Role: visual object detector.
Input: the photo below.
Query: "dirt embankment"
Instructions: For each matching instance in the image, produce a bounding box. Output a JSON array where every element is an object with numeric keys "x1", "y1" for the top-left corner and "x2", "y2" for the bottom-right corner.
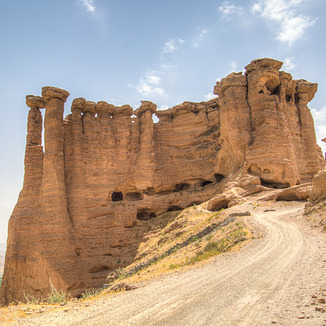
[{"x1": 3, "y1": 201, "x2": 326, "y2": 326}]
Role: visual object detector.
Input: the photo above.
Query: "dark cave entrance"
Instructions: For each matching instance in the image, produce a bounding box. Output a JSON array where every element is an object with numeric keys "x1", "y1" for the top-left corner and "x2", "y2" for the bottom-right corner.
[{"x1": 111, "y1": 192, "x2": 123, "y2": 201}]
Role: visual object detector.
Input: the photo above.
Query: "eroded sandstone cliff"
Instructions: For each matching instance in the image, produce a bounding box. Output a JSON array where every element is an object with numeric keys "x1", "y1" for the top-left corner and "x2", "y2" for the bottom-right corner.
[{"x1": 0, "y1": 58, "x2": 324, "y2": 305}]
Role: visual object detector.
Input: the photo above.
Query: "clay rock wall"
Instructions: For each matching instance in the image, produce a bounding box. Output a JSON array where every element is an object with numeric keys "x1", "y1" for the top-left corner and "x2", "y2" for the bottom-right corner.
[
  {"x1": 310, "y1": 169, "x2": 326, "y2": 203},
  {"x1": 0, "y1": 58, "x2": 324, "y2": 305}
]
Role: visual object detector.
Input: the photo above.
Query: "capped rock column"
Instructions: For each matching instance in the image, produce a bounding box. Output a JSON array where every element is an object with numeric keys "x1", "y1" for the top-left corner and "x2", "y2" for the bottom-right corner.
[
  {"x1": 213, "y1": 73, "x2": 251, "y2": 176},
  {"x1": 23, "y1": 95, "x2": 45, "y2": 197},
  {"x1": 244, "y1": 58, "x2": 299, "y2": 187},
  {"x1": 66, "y1": 98, "x2": 87, "y2": 223},
  {"x1": 0, "y1": 96, "x2": 45, "y2": 305},
  {"x1": 96, "y1": 101, "x2": 116, "y2": 184},
  {"x1": 39, "y1": 86, "x2": 81, "y2": 297},
  {"x1": 133, "y1": 101, "x2": 157, "y2": 189},
  {"x1": 112, "y1": 105, "x2": 133, "y2": 170},
  {"x1": 296, "y1": 80, "x2": 325, "y2": 181},
  {"x1": 41, "y1": 87, "x2": 70, "y2": 210}
]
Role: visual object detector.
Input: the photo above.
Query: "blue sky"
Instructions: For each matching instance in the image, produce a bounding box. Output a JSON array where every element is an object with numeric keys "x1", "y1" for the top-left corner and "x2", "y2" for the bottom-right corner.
[{"x1": 0, "y1": 0, "x2": 325, "y2": 243}]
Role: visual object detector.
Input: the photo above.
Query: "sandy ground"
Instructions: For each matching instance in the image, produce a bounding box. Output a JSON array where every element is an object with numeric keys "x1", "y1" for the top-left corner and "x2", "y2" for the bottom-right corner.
[{"x1": 7, "y1": 201, "x2": 326, "y2": 325}]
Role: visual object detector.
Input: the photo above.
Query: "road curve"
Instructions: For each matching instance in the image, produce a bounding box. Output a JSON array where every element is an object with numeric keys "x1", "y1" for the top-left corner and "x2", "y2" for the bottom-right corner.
[{"x1": 19, "y1": 202, "x2": 326, "y2": 326}]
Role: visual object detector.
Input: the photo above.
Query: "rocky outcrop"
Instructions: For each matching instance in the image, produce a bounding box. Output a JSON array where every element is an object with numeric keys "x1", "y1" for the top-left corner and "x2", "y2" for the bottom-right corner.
[
  {"x1": 0, "y1": 58, "x2": 324, "y2": 305},
  {"x1": 309, "y1": 169, "x2": 326, "y2": 203}
]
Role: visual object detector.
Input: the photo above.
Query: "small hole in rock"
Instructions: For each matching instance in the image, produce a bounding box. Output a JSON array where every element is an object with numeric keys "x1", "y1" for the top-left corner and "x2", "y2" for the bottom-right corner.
[
  {"x1": 214, "y1": 174, "x2": 225, "y2": 183},
  {"x1": 174, "y1": 183, "x2": 190, "y2": 192},
  {"x1": 201, "y1": 180, "x2": 213, "y2": 187},
  {"x1": 111, "y1": 192, "x2": 123, "y2": 201},
  {"x1": 168, "y1": 205, "x2": 183, "y2": 211}
]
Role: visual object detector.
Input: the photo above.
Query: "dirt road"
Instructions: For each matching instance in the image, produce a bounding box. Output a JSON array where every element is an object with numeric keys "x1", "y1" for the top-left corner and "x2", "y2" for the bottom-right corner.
[{"x1": 17, "y1": 202, "x2": 326, "y2": 325}]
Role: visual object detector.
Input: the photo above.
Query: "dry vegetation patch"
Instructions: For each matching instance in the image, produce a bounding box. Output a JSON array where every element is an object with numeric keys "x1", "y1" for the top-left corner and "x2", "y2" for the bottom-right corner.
[{"x1": 111, "y1": 204, "x2": 254, "y2": 284}]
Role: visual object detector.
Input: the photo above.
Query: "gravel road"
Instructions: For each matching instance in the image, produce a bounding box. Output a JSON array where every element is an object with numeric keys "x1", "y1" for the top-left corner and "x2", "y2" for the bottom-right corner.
[{"x1": 16, "y1": 202, "x2": 326, "y2": 326}]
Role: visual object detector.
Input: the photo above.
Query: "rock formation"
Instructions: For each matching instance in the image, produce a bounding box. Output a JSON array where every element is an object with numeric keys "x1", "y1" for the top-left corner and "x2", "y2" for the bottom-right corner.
[
  {"x1": 0, "y1": 58, "x2": 324, "y2": 305},
  {"x1": 309, "y1": 169, "x2": 326, "y2": 204}
]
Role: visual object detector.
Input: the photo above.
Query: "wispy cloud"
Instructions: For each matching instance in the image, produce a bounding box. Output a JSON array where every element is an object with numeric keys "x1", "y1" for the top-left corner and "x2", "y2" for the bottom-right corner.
[
  {"x1": 230, "y1": 61, "x2": 238, "y2": 71},
  {"x1": 163, "y1": 39, "x2": 185, "y2": 54},
  {"x1": 283, "y1": 56, "x2": 296, "y2": 70},
  {"x1": 218, "y1": 1, "x2": 243, "y2": 20},
  {"x1": 193, "y1": 29, "x2": 209, "y2": 47},
  {"x1": 79, "y1": 0, "x2": 96, "y2": 12},
  {"x1": 131, "y1": 71, "x2": 165, "y2": 97},
  {"x1": 252, "y1": 0, "x2": 316, "y2": 45}
]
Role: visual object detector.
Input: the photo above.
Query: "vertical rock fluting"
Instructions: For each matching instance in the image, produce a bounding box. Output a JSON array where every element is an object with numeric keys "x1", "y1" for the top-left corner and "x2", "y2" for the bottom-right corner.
[
  {"x1": 0, "y1": 87, "x2": 82, "y2": 305},
  {"x1": 213, "y1": 72, "x2": 251, "y2": 176},
  {"x1": 0, "y1": 96, "x2": 45, "y2": 305},
  {"x1": 296, "y1": 80, "x2": 325, "y2": 182},
  {"x1": 134, "y1": 101, "x2": 157, "y2": 189},
  {"x1": 40, "y1": 87, "x2": 81, "y2": 297},
  {"x1": 1, "y1": 58, "x2": 324, "y2": 305}
]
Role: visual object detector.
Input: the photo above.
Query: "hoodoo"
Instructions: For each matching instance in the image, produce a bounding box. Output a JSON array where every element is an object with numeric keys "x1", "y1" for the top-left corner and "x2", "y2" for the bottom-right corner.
[{"x1": 0, "y1": 58, "x2": 324, "y2": 305}]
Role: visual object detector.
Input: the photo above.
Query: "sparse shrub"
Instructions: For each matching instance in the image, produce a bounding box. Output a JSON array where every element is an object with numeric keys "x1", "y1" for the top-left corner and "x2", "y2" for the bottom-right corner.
[
  {"x1": 81, "y1": 288, "x2": 102, "y2": 300},
  {"x1": 24, "y1": 293, "x2": 41, "y2": 305},
  {"x1": 115, "y1": 267, "x2": 128, "y2": 280},
  {"x1": 169, "y1": 263, "x2": 180, "y2": 269},
  {"x1": 206, "y1": 235, "x2": 213, "y2": 241},
  {"x1": 44, "y1": 280, "x2": 71, "y2": 304}
]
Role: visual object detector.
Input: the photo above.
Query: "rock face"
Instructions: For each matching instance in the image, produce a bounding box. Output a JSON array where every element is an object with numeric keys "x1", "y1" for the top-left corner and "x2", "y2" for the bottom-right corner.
[
  {"x1": 0, "y1": 58, "x2": 324, "y2": 305},
  {"x1": 310, "y1": 169, "x2": 326, "y2": 203}
]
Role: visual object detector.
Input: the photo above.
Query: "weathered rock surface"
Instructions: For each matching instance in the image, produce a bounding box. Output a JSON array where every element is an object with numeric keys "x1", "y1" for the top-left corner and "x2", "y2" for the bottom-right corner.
[
  {"x1": 0, "y1": 58, "x2": 324, "y2": 305},
  {"x1": 309, "y1": 169, "x2": 326, "y2": 203}
]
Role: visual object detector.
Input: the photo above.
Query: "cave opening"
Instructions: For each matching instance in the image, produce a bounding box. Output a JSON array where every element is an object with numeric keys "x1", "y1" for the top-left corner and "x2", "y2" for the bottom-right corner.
[
  {"x1": 271, "y1": 85, "x2": 280, "y2": 96},
  {"x1": 144, "y1": 187, "x2": 155, "y2": 195},
  {"x1": 260, "y1": 178, "x2": 290, "y2": 189},
  {"x1": 168, "y1": 205, "x2": 183, "y2": 211},
  {"x1": 111, "y1": 192, "x2": 123, "y2": 201},
  {"x1": 214, "y1": 174, "x2": 225, "y2": 183},
  {"x1": 125, "y1": 192, "x2": 143, "y2": 201},
  {"x1": 201, "y1": 180, "x2": 213, "y2": 187},
  {"x1": 174, "y1": 183, "x2": 190, "y2": 192},
  {"x1": 137, "y1": 209, "x2": 156, "y2": 220}
]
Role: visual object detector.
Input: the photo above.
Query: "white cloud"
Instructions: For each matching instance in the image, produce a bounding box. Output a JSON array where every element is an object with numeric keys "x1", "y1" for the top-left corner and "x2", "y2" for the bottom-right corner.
[
  {"x1": 194, "y1": 29, "x2": 209, "y2": 47},
  {"x1": 218, "y1": 1, "x2": 243, "y2": 20},
  {"x1": 198, "y1": 29, "x2": 209, "y2": 41},
  {"x1": 230, "y1": 61, "x2": 238, "y2": 71},
  {"x1": 283, "y1": 56, "x2": 296, "y2": 70},
  {"x1": 163, "y1": 39, "x2": 185, "y2": 53},
  {"x1": 252, "y1": 0, "x2": 316, "y2": 45},
  {"x1": 160, "y1": 105, "x2": 169, "y2": 111},
  {"x1": 79, "y1": 0, "x2": 96, "y2": 12},
  {"x1": 205, "y1": 93, "x2": 216, "y2": 101},
  {"x1": 132, "y1": 71, "x2": 165, "y2": 97},
  {"x1": 160, "y1": 64, "x2": 177, "y2": 70}
]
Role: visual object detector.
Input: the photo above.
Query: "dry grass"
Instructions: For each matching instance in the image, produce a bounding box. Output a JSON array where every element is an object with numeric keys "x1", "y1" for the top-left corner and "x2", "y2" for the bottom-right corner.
[{"x1": 119, "y1": 205, "x2": 253, "y2": 284}]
